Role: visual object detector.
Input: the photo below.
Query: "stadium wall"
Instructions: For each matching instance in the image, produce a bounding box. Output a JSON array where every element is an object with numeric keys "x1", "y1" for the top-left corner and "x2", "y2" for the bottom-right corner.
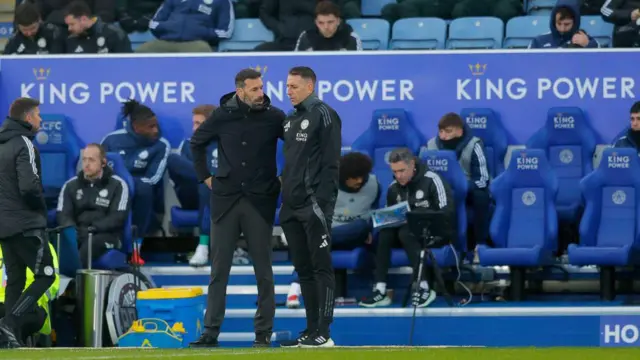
[{"x1": 0, "y1": 49, "x2": 637, "y2": 146}]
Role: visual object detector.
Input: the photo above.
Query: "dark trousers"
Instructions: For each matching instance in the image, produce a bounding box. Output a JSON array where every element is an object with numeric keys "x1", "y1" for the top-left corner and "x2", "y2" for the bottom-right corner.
[
  {"x1": 132, "y1": 178, "x2": 155, "y2": 237},
  {"x1": 0, "y1": 302, "x2": 46, "y2": 342},
  {"x1": 204, "y1": 197, "x2": 275, "y2": 338},
  {"x1": 281, "y1": 203, "x2": 336, "y2": 335},
  {"x1": 0, "y1": 230, "x2": 55, "y2": 333},
  {"x1": 78, "y1": 233, "x2": 120, "y2": 268},
  {"x1": 374, "y1": 225, "x2": 434, "y2": 287},
  {"x1": 467, "y1": 187, "x2": 492, "y2": 250},
  {"x1": 254, "y1": 40, "x2": 295, "y2": 51},
  {"x1": 167, "y1": 154, "x2": 211, "y2": 233},
  {"x1": 292, "y1": 219, "x2": 370, "y2": 282}
]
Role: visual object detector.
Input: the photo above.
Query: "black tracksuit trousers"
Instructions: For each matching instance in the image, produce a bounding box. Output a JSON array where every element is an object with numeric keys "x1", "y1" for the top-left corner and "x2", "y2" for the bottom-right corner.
[{"x1": 280, "y1": 202, "x2": 335, "y2": 336}]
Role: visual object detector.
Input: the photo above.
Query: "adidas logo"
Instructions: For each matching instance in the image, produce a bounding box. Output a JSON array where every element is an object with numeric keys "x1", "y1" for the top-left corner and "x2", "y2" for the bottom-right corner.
[
  {"x1": 319, "y1": 239, "x2": 328, "y2": 248},
  {"x1": 74, "y1": 45, "x2": 84, "y2": 53}
]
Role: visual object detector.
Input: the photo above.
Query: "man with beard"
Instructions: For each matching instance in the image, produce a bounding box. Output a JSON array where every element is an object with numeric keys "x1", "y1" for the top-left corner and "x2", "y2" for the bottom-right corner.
[
  {"x1": 3, "y1": 3, "x2": 65, "y2": 55},
  {"x1": 63, "y1": 0, "x2": 132, "y2": 54},
  {"x1": 426, "y1": 112, "x2": 491, "y2": 252},
  {"x1": 294, "y1": 1, "x2": 362, "y2": 51},
  {"x1": 613, "y1": 101, "x2": 640, "y2": 152},
  {"x1": 188, "y1": 68, "x2": 286, "y2": 348}
]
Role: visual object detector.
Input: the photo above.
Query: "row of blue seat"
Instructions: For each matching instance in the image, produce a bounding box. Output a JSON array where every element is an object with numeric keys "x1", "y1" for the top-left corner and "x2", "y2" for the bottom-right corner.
[{"x1": 215, "y1": 15, "x2": 614, "y2": 52}]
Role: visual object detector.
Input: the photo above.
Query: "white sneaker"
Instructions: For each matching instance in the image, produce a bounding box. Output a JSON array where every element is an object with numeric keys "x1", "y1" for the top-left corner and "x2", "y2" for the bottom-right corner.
[{"x1": 189, "y1": 244, "x2": 209, "y2": 266}]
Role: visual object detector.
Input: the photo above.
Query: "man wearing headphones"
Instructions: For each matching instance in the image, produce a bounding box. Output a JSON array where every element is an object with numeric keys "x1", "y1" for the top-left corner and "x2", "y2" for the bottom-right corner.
[{"x1": 57, "y1": 143, "x2": 130, "y2": 269}]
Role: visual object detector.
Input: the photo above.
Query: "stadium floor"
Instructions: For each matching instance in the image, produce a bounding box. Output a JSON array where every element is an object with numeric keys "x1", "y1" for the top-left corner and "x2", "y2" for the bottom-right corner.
[{"x1": 3, "y1": 348, "x2": 640, "y2": 360}]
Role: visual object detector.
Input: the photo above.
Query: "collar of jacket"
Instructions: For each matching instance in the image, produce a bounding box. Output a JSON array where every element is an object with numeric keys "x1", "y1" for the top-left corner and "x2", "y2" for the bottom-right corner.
[
  {"x1": 78, "y1": 165, "x2": 113, "y2": 187},
  {"x1": 1, "y1": 116, "x2": 36, "y2": 137},
  {"x1": 294, "y1": 93, "x2": 321, "y2": 112},
  {"x1": 220, "y1": 92, "x2": 271, "y2": 114}
]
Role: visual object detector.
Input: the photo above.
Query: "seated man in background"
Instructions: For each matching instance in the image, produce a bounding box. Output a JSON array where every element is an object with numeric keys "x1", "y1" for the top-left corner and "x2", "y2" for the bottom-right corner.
[
  {"x1": 286, "y1": 152, "x2": 380, "y2": 308},
  {"x1": 63, "y1": 1, "x2": 132, "y2": 54},
  {"x1": 359, "y1": 148, "x2": 455, "y2": 308},
  {"x1": 3, "y1": 3, "x2": 65, "y2": 55},
  {"x1": 141, "y1": 0, "x2": 234, "y2": 53},
  {"x1": 101, "y1": 100, "x2": 171, "y2": 265},
  {"x1": 255, "y1": 0, "x2": 315, "y2": 51},
  {"x1": 57, "y1": 144, "x2": 130, "y2": 272},
  {"x1": 528, "y1": 0, "x2": 599, "y2": 48},
  {"x1": 426, "y1": 112, "x2": 492, "y2": 253},
  {"x1": 168, "y1": 105, "x2": 217, "y2": 266},
  {"x1": 294, "y1": 1, "x2": 362, "y2": 51},
  {"x1": 613, "y1": 101, "x2": 640, "y2": 151},
  {"x1": 117, "y1": 0, "x2": 164, "y2": 34},
  {"x1": 0, "y1": 240, "x2": 59, "y2": 346},
  {"x1": 33, "y1": 0, "x2": 117, "y2": 26}
]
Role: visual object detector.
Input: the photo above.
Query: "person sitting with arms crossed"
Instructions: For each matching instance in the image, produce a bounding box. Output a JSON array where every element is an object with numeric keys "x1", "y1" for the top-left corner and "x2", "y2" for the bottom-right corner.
[
  {"x1": 359, "y1": 148, "x2": 455, "y2": 308},
  {"x1": 57, "y1": 144, "x2": 130, "y2": 275},
  {"x1": 286, "y1": 152, "x2": 380, "y2": 308},
  {"x1": 426, "y1": 112, "x2": 492, "y2": 255},
  {"x1": 101, "y1": 100, "x2": 171, "y2": 265}
]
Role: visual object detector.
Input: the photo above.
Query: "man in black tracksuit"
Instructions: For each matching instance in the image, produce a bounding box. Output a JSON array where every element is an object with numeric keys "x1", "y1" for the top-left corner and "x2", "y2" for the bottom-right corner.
[
  {"x1": 0, "y1": 98, "x2": 55, "y2": 349},
  {"x1": 600, "y1": 0, "x2": 640, "y2": 47},
  {"x1": 189, "y1": 69, "x2": 286, "y2": 348},
  {"x1": 279, "y1": 67, "x2": 342, "y2": 348},
  {"x1": 3, "y1": 3, "x2": 65, "y2": 55},
  {"x1": 359, "y1": 148, "x2": 456, "y2": 308},
  {"x1": 294, "y1": 1, "x2": 362, "y2": 52},
  {"x1": 56, "y1": 144, "x2": 129, "y2": 268},
  {"x1": 63, "y1": 1, "x2": 132, "y2": 54}
]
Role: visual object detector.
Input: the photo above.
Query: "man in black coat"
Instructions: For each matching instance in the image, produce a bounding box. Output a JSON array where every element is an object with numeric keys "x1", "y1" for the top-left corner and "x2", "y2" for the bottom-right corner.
[
  {"x1": 189, "y1": 68, "x2": 286, "y2": 348},
  {"x1": 0, "y1": 98, "x2": 55, "y2": 349}
]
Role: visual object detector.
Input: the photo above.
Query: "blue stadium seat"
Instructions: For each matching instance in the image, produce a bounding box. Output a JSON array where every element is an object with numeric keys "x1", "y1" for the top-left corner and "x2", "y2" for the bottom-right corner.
[
  {"x1": 504, "y1": 16, "x2": 548, "y2": 48},
  {"x1": 526, "y1": 107, "x2": 597, "y2": 221},
  {"x1": 568, "y1": 148, "x2": 640, "y2": 300},
  {"x1": 34, "y1": 115, "x2": 84, "y2": 228},
  {"x1": 447, "y1": 17, "x2": 504, "y2": 49},
  {"x1": 390, "y1": 18, "x2": 447, "y2": 50},
  {"x1": 581, "y1": 16, "x2": 614, "y2": 48},
  {"x1": 128, "y1": 31, "x2": 155, "y2": 51},
  {"x1": 115, "y1": 113, "x2": 185, "y2": 148},
  {"x1": 219, "y1": 19, "x2": 274, "y2": 52},
  {"x1": 92, "y1": 153, "x2": 136, "y2": 270},
  {"x1": 0, "y1": 20, "x2": 12, "y2": 39},
  {"x1": 346, "y1": 19, "x2": 390, "y2": 50},
  {"x1": 351, "y1": 109, "x2": 425, "y2": 208},
  {"x1": 460, "y1": 108, "x2": 509, "y2": 177},
  {"x1": 478, "y1": 149, "x2": 558, "y2": 300},
  {"x1": 527, "y1": 0, "x2": 556, "y2": 15},
  {"x1": 362, "y1": 0, "x2": 396, "y2": 16}
]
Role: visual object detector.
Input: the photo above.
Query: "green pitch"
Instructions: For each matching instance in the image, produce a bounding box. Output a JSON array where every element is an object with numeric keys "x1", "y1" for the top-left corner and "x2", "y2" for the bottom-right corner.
[{"x1": 1, "y1": 347, "x2": 640, "y2": 360}]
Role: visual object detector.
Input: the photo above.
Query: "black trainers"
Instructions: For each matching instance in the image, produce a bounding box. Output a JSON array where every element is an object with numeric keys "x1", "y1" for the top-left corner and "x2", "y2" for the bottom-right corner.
[
  {"x1": 412, "y1": 289, "x2": 437, "y2": 308},
  {"x1": 279, "y1": 329, "x2": 312, "y2": 347},
  {"x1": 358, "y1": 290, "x2": 392, "y2": 308},
  {"x1": 253, "y1": 333, "x2": 271, "y2": 348},
  {"x1": 299, "y1": 331, "x2": 335, "y2": 348},
  {"x1": 0, "y1": 319, "x2": 21, "y2": 349},
  {"x1": 189, "y1": 332, "x2": 219, "y2": 348}
]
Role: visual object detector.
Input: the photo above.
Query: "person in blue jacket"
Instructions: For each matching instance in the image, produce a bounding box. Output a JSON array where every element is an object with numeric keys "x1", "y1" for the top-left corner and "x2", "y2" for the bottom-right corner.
[
  {"x1": 138, "y1": 0, "x2": 235, "y2": 53},
  {"x1": 101, "y1": 100, "x2": 171, "y2": 265},
  {"x1": 613, "y1": 101, "x2": 640, "y2": 152},
  {"x1": 426, "y1": 112, "x2": 492, "y2": 253},
  {"x1": 528, "y1": 0, "x2": 599, "y2": 49},
  {"x1": 167, "y1": 105, "x2": 217, "y2": 266}
]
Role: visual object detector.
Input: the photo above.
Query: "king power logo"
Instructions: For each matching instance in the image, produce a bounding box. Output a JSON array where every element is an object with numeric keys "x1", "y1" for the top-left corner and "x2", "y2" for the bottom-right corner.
[
  {"x1": 21, "y1": 67, "x2": 197, "y2": 105},
  {"x1": 456, "y1": 63, "x2": 636, "y2": 101},
  {"x1": 250, "y1": 65, "x2": 415, "y2": 103}
]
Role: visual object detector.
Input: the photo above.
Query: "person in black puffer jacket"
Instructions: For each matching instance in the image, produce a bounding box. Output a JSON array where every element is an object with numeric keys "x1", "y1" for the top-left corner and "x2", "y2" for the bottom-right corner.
[
  {"x1": 256, "y1": 0, "x2": 316, "y2": 51},
  {"x1": 294, "y1": 1, "x2": 362, "y2": 51}
]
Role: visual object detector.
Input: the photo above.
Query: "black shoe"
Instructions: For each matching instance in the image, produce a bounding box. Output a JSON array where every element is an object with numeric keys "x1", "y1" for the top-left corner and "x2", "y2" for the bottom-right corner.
[
  {"x1": 0, "y1": 320, "x2": 21, "y2": 349},
  {"x1": 253, "y1": 333, "x2": 271, "y2": 348},
  {"x1": 189, "y1": 333, "x2": 219, "y2": 348},
  {"x1": 299, "y1": 331, "x2": 335, "y2": 348},
  {"x1": 358, "y1": 290, "x2": 392, "y2": 308},
  {"x1": 412, "y1": 289, "x2": 437, "y2": 308},
  {"x1": 279, "y1": 329, "x2": 312, "y2": 347}
]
